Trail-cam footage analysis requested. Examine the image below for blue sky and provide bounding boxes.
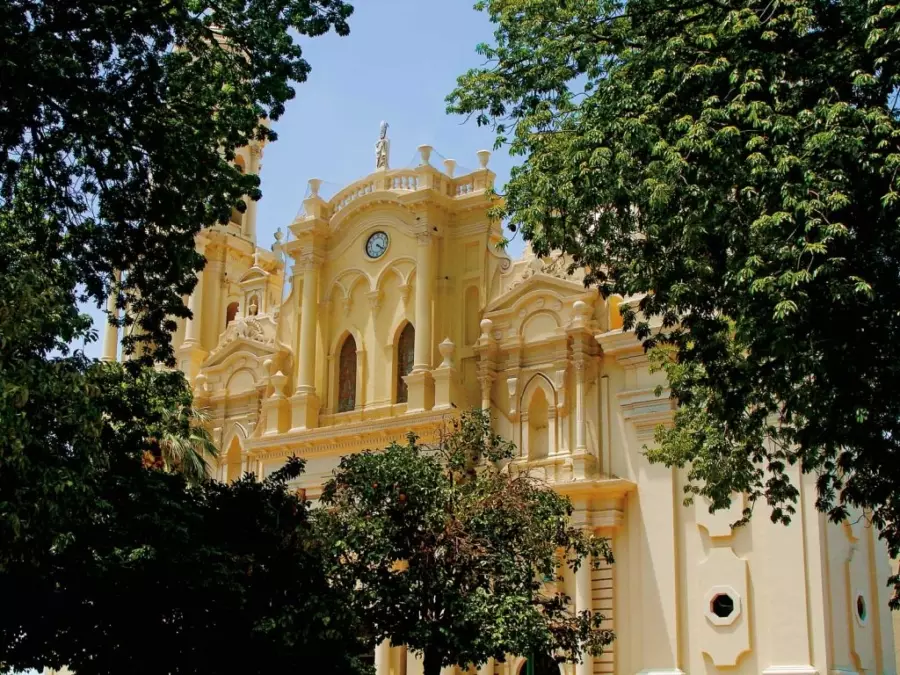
[254,0,518,244]
[77,0,522,360]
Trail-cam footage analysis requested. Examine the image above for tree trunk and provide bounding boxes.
[423,649,442,675]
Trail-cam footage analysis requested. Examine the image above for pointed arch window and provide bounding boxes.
[527,386,550,460]
[396,323,415,403]
[226,437,242,482]
[338,335,357,413]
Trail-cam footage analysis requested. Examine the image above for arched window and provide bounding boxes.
[337,335,357,413]
[528,387,550,460]
[226,301,239,327]
[396,322,415,403]
[226,437,242,482]
[520,654,559,675]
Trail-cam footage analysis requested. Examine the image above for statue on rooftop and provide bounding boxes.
[375,121,390,170]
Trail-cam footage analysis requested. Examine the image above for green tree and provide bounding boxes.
[2,0,352,362]
[1,0,352,575]
[448,0,900,598]
[317,410,614,675]
[150,403,219,483]
[0,1,365,671]
[0,457,372,675]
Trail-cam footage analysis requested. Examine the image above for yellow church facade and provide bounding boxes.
[113,131,898,675]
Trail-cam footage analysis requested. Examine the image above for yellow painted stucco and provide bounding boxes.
[105,132,898,675]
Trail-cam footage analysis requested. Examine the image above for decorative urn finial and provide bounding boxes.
[443,159,457,177]
[418,144,433,166]
[438,337,456,368]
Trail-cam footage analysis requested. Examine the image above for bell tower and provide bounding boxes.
[175,137,286,383]
[217,142,263,243]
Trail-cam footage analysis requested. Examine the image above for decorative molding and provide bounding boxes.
[704,584,742,627]
[366,289,384,315]
[248,408,458,460]
[696,493,744,539]
[763,667,818,675]
[398,283,412,305]
[617,387,674,440]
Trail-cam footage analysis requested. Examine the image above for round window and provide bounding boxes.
[704,585,742,626]
[856,594,868,624]
[711,593,735,618]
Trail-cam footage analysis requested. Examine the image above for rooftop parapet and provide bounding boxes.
[293,144,495,226]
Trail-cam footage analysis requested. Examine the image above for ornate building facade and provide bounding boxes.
[105,130,898,675]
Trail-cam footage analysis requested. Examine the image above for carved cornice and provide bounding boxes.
[293,250,326,272]
[557,477,636,530]
[617,387,674,440]
[595,328,642,357]
[247,408,459,460]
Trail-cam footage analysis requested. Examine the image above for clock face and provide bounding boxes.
[365,231,389,259]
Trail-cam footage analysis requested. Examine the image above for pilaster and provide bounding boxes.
[407,228,436,411]
[262,362,290,436]
[475,318,499,411]
[289,246,325,431]
[404,370,434,414]
[413,229,435,372]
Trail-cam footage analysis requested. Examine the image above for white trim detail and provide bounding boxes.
[704,585,742,626]
[762,666,819,675]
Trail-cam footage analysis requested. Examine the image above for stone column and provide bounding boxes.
[405,230,435,412]
[245,144,262,242]
[202,250,224,350]
[575,554,594,675]
[182,267,205,347]
[297,260,320,393]
[101,271,120,362]
[291,255,321,430]
[570,302,595,478]
[575,359,587,452]
[413,230,434,371]
[375,640,391,675]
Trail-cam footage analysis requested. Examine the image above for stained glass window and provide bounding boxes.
[338,335,357,413]
[396,322,415,403]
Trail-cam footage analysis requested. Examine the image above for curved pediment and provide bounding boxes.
[326,204,419,261]
[239,264,269,283]
[485,272,592,316]
[204,340,279,370]
[205,313,280,368]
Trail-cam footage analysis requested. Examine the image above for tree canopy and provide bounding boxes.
[448,0,900,598]
[1,457,371,675]
[317,410,614,675]
[0,1,363,672]
[2,0,351,362]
